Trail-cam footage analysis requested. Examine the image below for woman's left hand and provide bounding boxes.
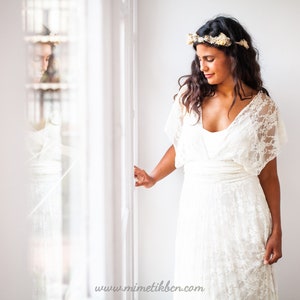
[263,231,282,265]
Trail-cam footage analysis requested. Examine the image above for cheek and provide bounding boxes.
[218,60,232,77]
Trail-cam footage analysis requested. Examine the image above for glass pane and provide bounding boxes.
[23,0,87,299]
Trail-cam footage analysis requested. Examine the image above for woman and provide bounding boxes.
[134,16,286,299]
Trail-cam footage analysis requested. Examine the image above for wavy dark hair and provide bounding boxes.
[177,16,268,117]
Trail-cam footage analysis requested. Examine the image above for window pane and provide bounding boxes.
[24,0,87,299]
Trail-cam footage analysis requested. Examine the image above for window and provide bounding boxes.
[24,0,137,299]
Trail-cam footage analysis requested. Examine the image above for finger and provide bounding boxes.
[134,170,143,179]
[134,165,142,171]
[268,252,282,264]
[135,181,143,187]
[135,179,146,187]
[134,170,146,181]
[263,247,272,265]
[134,169,140,178]
[134,172,145,183]
[136,175,144,182]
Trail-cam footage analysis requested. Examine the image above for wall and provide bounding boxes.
[0,1,31,299]
[137,0,300,299]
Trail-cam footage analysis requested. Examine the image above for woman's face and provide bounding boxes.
[196,44,233,86]
[30,43,52,82]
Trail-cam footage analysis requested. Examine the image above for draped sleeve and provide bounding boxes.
[241,93,287,175]
[164,87,187,168]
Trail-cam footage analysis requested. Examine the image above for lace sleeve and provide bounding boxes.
[164,88,187,168]
[247,94,287,174]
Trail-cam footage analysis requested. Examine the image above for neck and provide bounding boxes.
[215,77,236,98]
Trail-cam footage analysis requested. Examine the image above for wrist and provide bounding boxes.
[271,225,282,236]
[148,171,157,184]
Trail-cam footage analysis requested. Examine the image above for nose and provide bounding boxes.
[200,61,208,72]
[41,56,49,72]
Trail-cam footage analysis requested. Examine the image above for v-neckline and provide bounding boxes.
[199,91,261,133]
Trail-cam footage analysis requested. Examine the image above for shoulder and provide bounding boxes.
[249,91,285,136]
[254,91,279,116]
[173,85,188,112]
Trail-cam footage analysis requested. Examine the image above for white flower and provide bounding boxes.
[186,32,249,50]
[235,39,249,49]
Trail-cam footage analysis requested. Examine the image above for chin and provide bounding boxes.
[207,79,217,85]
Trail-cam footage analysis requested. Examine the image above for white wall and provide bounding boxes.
[0,1,31,299]
[137,1,300,299]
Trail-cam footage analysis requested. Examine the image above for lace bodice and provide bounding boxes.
[165,89,287,175]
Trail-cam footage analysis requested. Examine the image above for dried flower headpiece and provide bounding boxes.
[187,32,249,49]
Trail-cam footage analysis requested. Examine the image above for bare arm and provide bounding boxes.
[258,157,282,265]
[134,145,176,188]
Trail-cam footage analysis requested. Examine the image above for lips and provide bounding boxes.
[204,74,214,79]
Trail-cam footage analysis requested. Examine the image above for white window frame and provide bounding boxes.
[86,0,138,299]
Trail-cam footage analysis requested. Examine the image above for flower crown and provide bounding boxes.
[187,32,249,49]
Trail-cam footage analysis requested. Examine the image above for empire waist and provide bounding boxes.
[183,160,256,183]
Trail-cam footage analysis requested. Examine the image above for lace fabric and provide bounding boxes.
[27,119,76,300]
[164,89,287,299]
[165,90,287,173]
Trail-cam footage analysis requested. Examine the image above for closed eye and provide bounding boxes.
[206,57,214,62]
[198,56,215,63]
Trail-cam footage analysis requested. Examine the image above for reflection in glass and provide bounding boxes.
[23,0,86,299]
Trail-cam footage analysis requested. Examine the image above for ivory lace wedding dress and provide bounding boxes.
[165,90,286,300]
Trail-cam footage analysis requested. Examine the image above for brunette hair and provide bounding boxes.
[177,16,268,116]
